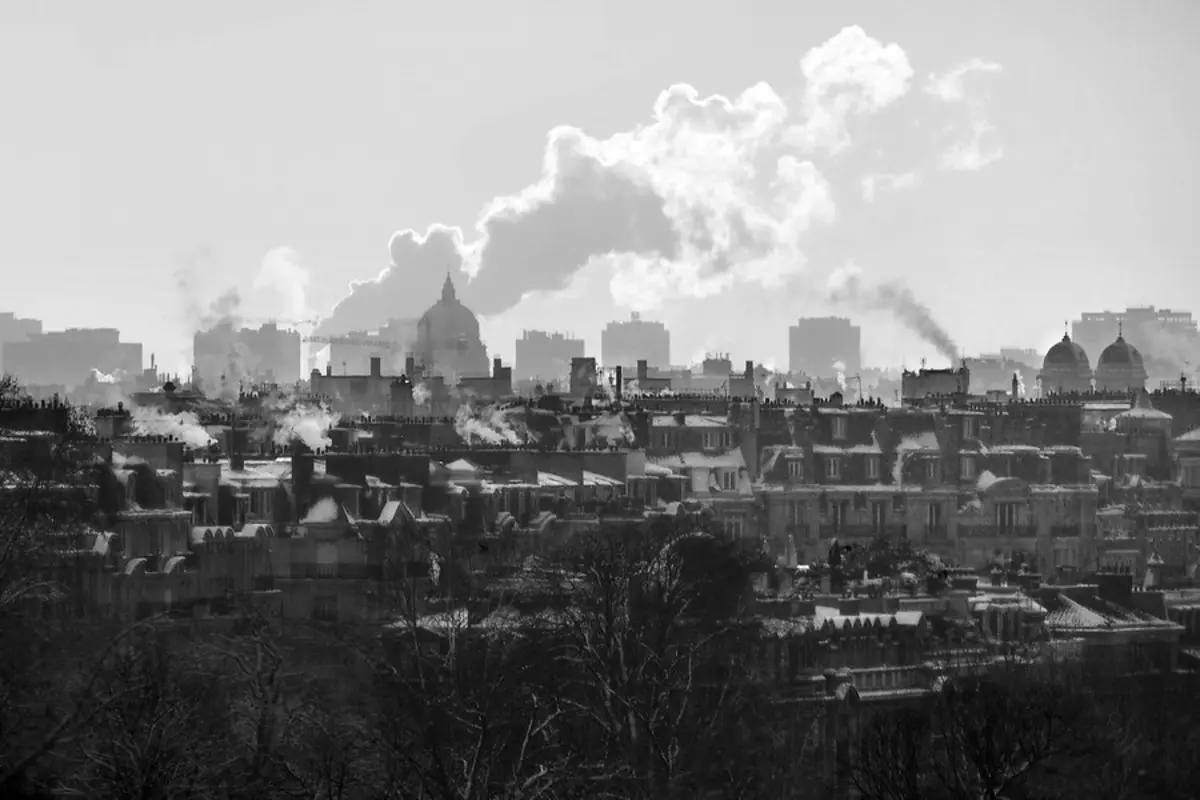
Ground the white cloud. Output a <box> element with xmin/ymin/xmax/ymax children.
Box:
<box><xmin>862</xmin><ymin>171</ymin><xmax>920</xmax><ymax>201</ymax></box>
<box><xmin>926</xmin><ymin>59</ymin><xmax>1004</xmax><ymax>172</ymax></box>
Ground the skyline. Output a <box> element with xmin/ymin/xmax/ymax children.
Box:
<box><xmin>2</xmin><ymin>1</ymin><xmax>1198</xmax><ymax>374</ymax></box>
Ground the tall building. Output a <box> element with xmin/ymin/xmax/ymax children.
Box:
<box><xmin>601</xmin><ymin>313</ymin><xmax>670</xmax><ymax>369</ymax></box>
<box><xmin>193</xmin><ymin>322</ymin><xmax>302</xmax><ymax>390</ymax></box>
<box><xmin>325</xmin><ymin>318</ymin><xmax>417</xmax><ymax>377</ymax></box>
<box><xmin>0</xmin><ymin>312</ymin><xmax>42</xmax><ymax>375</ymax></box>
<box><xmin>788</xmin><ymin>317</ymin><xmax>862</xmax><ymax>378</ymax></box>
<box><xmin>514</xmin><ymin>330</ymin><xmax>584</xmax><ymax>383</ymax></box>
<box><xmin>3</xmin><ymin>328</ymin><xmax>142</xmax><ymax>388</ymax></box>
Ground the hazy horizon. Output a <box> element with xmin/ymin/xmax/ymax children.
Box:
<box><xmin>3</xmin><ymin>1</ymin><xmax>1198</xmax><ymax>376</ymax></box>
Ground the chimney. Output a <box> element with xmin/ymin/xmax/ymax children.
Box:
<box><xmin>637</xmin><ymin>359</ymin><xmax>648</xmax><ymax>382</ymax></box>
<box><xmin>325</xmin><ymin>363</ymin><xmax>333</xmax><ymax>377</ymax></box>
<box><xmin>390</xmin><ymin>378</ymin><xmax>414</xmax><ymax>416</ymax></box>
<box><xmin>615</xmin><ymin>365</ymin><xmax>623</xmax><ymax>400</ymax></box>
<box><xmin>1097</xmin><ymin>571</ymin><xmax>1133</xmax><ymax>608</ymax></box>
<box><xmin>405</xmin><ymin>355</ymin><xmax>416</xmax><ymax>377</ymax></box>
<box><xmin>745</xmin><ymin>360</ymin><xmax>754</xmax><ymax>382</ymax></box>
<box><xmin>493</xmin><ymin>357</ymin><xmax>502</xmax><ymax>378</ymax></box>
<box><xmin>1012</xmin><ymin>372</ymin><xmax>1019</xmax><ymax>399</ymax></box>
<box><xmin>291</xmin><ymin>445</ymin><xmax>315</xmax><ymax>521</ymax></box>
<box><xmin>369</xmin><ymin>356</ymin><xmax>382</xmax><ymax>377</ymax></box>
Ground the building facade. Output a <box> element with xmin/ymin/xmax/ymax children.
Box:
<box><xmin>3</xmin><ymin>327</ymin><xmax>142</xmax><ymax>389</ymax></box>
<box><xmin>601</xmin><ymin>312</ymin><xmax>671</xmax><ymax>370</ymax></box>
<box><xmin>514</xmin><ymin>330</ymin><xmax>585</xmax><ymax>384</ymax></box>
<box><xmin>788</xmin><ymin>317</ymin><xmax>862</xmax><ymax>379</ymax></box>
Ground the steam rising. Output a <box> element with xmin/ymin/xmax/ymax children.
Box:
<box><xmin>828</xmin><ymin>263</ymin><xmax>959</xmax><ymax>363</ymax></box>
<box><xmin>177</xmin><ymin>246</ymin><xmax>314</xmax><ymax>393</ymax></box>
<box><xmin>91</xmin><ymin>368</ymin><xmax>119</xmax><ymax>384</ymax></box>
<box><xmin>273</xmin><ymin>404</ymin><xmax>340</xmax><ymax>451</ymax></box>
<box><xmin>412</xmin><ymin>382</ymin><xmax>431</xmax><ymax>407</ymax></box>
<box><xmin>1014</xmin><ymin>370</ymin><xmax>1026</xmax><ymax>398</ymax></box>
<box><xmin>316</xmin><ymin>27</ymin><xmax>1001</xmax><ymax>351</ymax></box>
<box><xmin>453</xmin><ymin>401</ymin><xmax>531</xmax><ymax>446</ymax></box>
<box><xmin>833</xmin><ymin>360</ymin><xmax>848</xmax><ymax>392</ymax></box>
<box><xmin>131</xmin><ymin>407</ymin><xmax>216</xmax><ymax>450</ymax></box>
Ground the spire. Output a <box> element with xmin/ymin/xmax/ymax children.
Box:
<box><xmin>1117</xmin><ymin>319</ymin><xmax>1123</xmax><ymax>341</ymax></box>
<box><xmin>1062</xmin><ymin>321</ymin><xmax>1070</xmax><ymax>342</ymax></box>
<box><xmin>441</xmin><ymin>272</ymin><xmax>456</xmax><ymax>302</ymax></box>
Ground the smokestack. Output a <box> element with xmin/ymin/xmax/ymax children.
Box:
<box><xmin>637</xmin><ymin>359</ymin><xmax>648</xmax><ymax>382</ymax></box>
<box><xmin>493</xmin><ymin>357</ymin><xmax>502</xmax><ymax>378</ymax></box>
<box><xmin>405</xmin><ymin>355</ymin><xmax>415</xmax><ymax>377</ymax></box>
<box><xmin>1012</xmin><ymin>372</ymin><xmax>1019</xmax><ymax>400</ymax></box>
<box><xmin>744</xmin><ymin>360</ymin><xmax>754</xmax><ymax>381</ymax></box>
<box><xmin>325</xmin><ymin>363</ymin><xmax>333</xmax><ymax>377</ymax></box>
<box><xmin>615</xmin><ymin>365</ymin><xmax>623</xmax><ymax>400</ymax></box>
<box><xmin>370</xmin><ymin>356</ymin><xmax>382</xmax><ymax>377</ymax></box>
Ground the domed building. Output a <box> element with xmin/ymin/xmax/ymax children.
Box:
<box><xmin>414</xmin><ymin>275</ymin><xmax>490</xmax><ymax>382</ymax></box>
<box><xmin>1094</xmin><ymin>325</ymin><xmax>1148</xmax><ymax>392</ymax></box>
<box><xmin>1038</xmin><ymin>332</ymin><xmax>1092</xmax><ymax>394</ymax></box>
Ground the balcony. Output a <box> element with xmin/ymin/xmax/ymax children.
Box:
<box><xmin>959</xmin><ymin>525</ymin><xmax>1037</xmax><ymax>539</ymax></box>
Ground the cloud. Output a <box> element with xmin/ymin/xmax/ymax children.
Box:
<box><xmin>861</xmin><ymin>171</ymin><xmax>920</xmax><ymax>201</ymax></box>
<box><xmin>316</xmin><ymin>27</ymin><xmax>1002</xmax><ymax>368</ymax></box>
<box><xmin>926</xmin><ymin>59</ymin><xmax>1004</xmax><ymax>171</ymax></box>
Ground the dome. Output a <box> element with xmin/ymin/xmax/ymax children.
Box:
<box><xmin>418</xmin><ymin>275</ymin><xmax>482</xmax><ymax>340</ymax></box>
<box><xmin>1043</xmin><ymin>333</ymin><xmax>1090</xmax><ymax>371</ymax></box>
<box><xmin>1098</xmin><ymin>335</ymin><xmax>1144</xmax><ymax>369</ymax></box>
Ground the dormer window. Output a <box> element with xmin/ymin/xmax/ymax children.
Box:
<box><xmin>832</xmin><ymin>417</ymin><xmax>848</xmax><ymax>440</ymax></box>
<box><xmin>865</xmin><ymin>456</ymin><xmax>880</xmax><ymax>481</ymax></box>
<box><xmin>721</xmin><ymin>470</ymin><xmax>737</xmax><ymax>491</ymax></box>
<box><xmin>827</xmin><ymin>456</ymin><xmax>842</xmax><ymax>481</ymax></box>
<box><xmin>788</xmin><ymin>459</ymin><xmax>804</xmax><ymax>481</ymax></box>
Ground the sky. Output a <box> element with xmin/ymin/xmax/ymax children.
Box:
<box><xmin>2</xmin><ymin>0</ymin><xmax>1198</xmax><ymax>376</ymax></box>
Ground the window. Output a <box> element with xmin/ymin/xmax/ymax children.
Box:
<box><xmin>927</xmin><ymin>502</ymin><xmax>943</xmax><ymax>533</ymax></box>
<box><xmin>872</xmin><ymin>501</ymin><xmax>887</xmax><ymax>533</ymax></box>
<box><xmin>313</xmin><ymin>594</ymin><xmax>338</xmax><ymax>622</ymax></box>
<box><xmin>827</xmin><ymin>457</ymin><xmax>842</xmax><ymax>481</ymax></box>
<box><xmin>788</xmin><ymin>459</ymin><xmax>804</xmax><ymax>481</ymax></box>
<box><xmin>790</xmin><ymin>500</ymin><xmax>806</xmax><ymax>526</ymax></box>
<box><xmin>724</xmin><ymin>515</ymin><xmax>745</xmax><ymax>538</ymax></box>
<box><xmin>832</xmin><ymin>417</ymin><xmax>848</xmax><ymax>440</ymax></box>
<box><xmin>865</xmin><ymin>456</ymin><xmax>880</xmax><ymax>481</ymax></box>
<box><xmin>996</xmin><ymin>502</ymin><xmax>1020</xmax><ymax>533</ymax></box>
<box><xmin>831</xmin><ymin>501</ymin><xmax>847</xmax><ymax>531</ymax></box>
<box><xmin>961</xmin><ymin>417</ymin><xmax>977</xmax><ymax>438</ymax></box>
<box><xmin>703</xmin><ymin>430</ymin><xmax>731</xmax><ymax>449</ymax></box>
<box><xmin>960</xmin><ymin>455</ymin><xmax>976</xmax><ymax>481</ymax></box>
<box><xmin>925</xmin><ymin>459</ymin><xmax>938</xmax><ymax>480</ymax></box>
<box><xmin>721</xmin><ymin>470</ymin><xmax>737</xmax><ymax>491</ymax></box>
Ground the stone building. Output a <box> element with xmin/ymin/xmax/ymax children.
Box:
<box><xmin>414</xmin><ymin>275</ymin><xmax>490</xmax><ymax>383</ymax></box>
<box><xmin>1038</xmin><ymin>332</ymin><xmax>1093</xmax><ymax>394</ymax></box>
<box><xmin>1094</xmin><ymin>326</ymin><xmax>1149</xmax><ymax>392</ymax></box>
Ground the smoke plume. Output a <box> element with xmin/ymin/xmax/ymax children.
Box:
<box><xmin>177</xmin><ymin>246</ymin><xmax>315</xmax><ymax>393</ymax></box>
<box><xmin>317</xmin><ymin>27</ymin><xmax>999</xmax><ymax>340</ymax></box>
<box><xmin>828</xmin><ymin>263</ymin><xmax>959</xmax><ymax>363</ymax></box>
<box><xmin>273</xmin><ymin>404</ymin><xmax>340</xmax><ymax>451</ymax></box>
<box><xmin>131</xmin><ymin>407</ymin><xmax>216</xmax><ymax>450</ymax></box>
<box><xmin>412</xmin><ymin>382</ymin><xmax>431</xmax><ymax>407</ymax></box>
<box><xmin>453</xmin><ymin>401</ymin><xmax>531</xmax><ymax>446</ymax></box>
<box><xmin>833</xmin><ymin>360</ymin><xmax>848</xmax><ymax>392</ymax></box>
